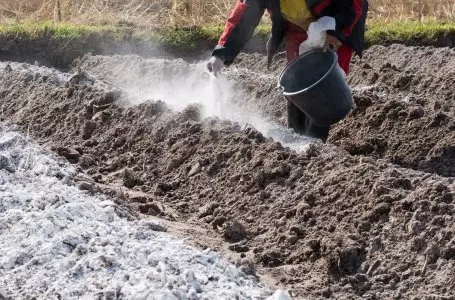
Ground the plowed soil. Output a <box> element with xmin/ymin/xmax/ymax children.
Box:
<box><xmin>1</xmin><ymin>44</ymin><xmax>455</xmax><ymax>299</ymax></box>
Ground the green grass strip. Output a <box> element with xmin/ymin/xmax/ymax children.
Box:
<box><xmin>0</xmin><ymin>21</ymin><xmax>453</xmax><ymax>49</ymax></box>
<box><xmin>365</xmin><ymin>21</ymin><xmax>455</xmax><ymax>45</ymax></box>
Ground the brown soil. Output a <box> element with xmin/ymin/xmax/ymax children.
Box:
<box><xmin>331</xmin><ymin>45</ymin><xmax>455</xmax><ymax>177</ymax></box>
<box><xmin>1</xmin><ymin>44</ymin><xmax>455</xmax><ymax>299</ymax></box>
<box><xmin>233</xmin><ymin>45</ymin><xmax>455</xmax><ymax>178</ymax></box>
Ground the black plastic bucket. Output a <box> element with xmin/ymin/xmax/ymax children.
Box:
<box><xmin>278</xmin><ymin>49</ymin><xmax>354</xmax><ymax>127</ymax></box>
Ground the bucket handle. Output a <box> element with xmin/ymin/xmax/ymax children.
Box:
<box><xmin>275</xmin><ymin>84</ymin><xmax>284</xmax><ymax>94</ymax></box>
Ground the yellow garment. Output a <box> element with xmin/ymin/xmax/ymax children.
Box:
<box><xmin>280</xmin><ymin>0</ymin><xmax>315</xmax><ymax>30</ymax></box>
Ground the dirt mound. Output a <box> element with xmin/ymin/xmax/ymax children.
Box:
<box><xmin>2</xmin><ymin>51</ymin><xmax>455</xmax><ymax>299</ymax></box>
<box><xmin>329</xmin><ymin>45</ymin><xmax>455</xmax><ymax>177</ymax></box>
<box><xmin>79</xmin><ymin>45</ymin><xmax>455</xmax><ymax>178</ymax></box>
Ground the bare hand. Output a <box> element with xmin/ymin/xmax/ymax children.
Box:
<box><xmin>323</xmin><ymin>34</ymin><xmax>342</xmax><ymax>52</ymax></box>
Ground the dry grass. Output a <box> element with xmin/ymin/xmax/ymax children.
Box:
<box><xmin>0</xmin><ymin>0</ymin><xmax>453</xmax><ymax>27</ymax></box>
<box><xmin>369</xmin><ymin>0</ymin><xmax>455</xmax><ymax>22</ymax></box>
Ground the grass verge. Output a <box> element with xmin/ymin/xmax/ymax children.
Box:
<box><xmin>1</xmin><ymin>21</ymin><xmax>454</xmax><ymax>49</ymax></box>
<box><xmin>366</xmin><ymin>21</ymin><xmax>455</xmax><ymax>46</ymax></box>
<box><xmin>0</xmin><ymin>21</ymin><xmax>453</xmax><ymax>66</ymax></box>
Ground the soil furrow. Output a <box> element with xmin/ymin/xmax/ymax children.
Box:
<box><xmin>1</xmin><ymin>44</ymin><xmax>455</xmax><ymax>299</ymax></box>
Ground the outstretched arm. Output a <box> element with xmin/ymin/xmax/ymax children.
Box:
<box><xmin>212</xmin><ymin>0</ymin><xmax>266</xmax><ymax>66</ymax></box>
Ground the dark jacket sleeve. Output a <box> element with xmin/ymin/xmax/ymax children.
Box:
<box><xmin>212</xmin><ymin>0</ymin><xmax>266</xmax><ymax>65</ymax></box>
<box><xmin>326</xmin><ymin>0</ymin><xmax>366</xmax><ymax>42</ymax></box>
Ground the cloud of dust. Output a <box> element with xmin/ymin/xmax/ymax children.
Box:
<box><xmin>119</xmin><ymin>61</ymin><xmax>314</xmax><ymax>152</ymax></box>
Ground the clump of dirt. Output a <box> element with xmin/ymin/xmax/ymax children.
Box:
<box><xmin>1</xmin><ymin>44</ymin><xmax>455</xmax><ymax>299</ymax></box>
<box><xmin>223</xmin><ymin>219</ymin><xmax>248</xmax><ymax>243</ymax></box>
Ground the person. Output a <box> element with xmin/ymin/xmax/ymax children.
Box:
<box><xmin>207</xmin><ymin>0</ymin><xmax>368</xmax><ymax>142</ymax></box>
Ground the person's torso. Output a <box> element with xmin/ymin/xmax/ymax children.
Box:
<box><xmin>280</xmin><ymin>0</ymin><xmax>315</xmax><ymax>30</ymax></box>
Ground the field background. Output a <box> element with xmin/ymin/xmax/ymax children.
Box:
<box><xmin>0</xmin><ymin>0</ymin><xmax>454</xmax><ymax>26</ymax></box>
<box><xmin>0</xmin><ymin>0</ymin><xmax>453</xmax><ymax>63</ymax></box>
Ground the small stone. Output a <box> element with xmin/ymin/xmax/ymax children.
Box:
<box><xmin>198</xmin><ymin>202</ymin><xmax>219</xmax><ymax>218</ymax></box>
<box><xmin>188</xmin><ymin>162</ymin><xmax>201</xmax><ymax>176</ymax></box>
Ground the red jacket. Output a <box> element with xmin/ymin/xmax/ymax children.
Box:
<box><xmin>212</xmin><ymin>0</ymin><xmax>368</xmax><ymax>66</ymax></box>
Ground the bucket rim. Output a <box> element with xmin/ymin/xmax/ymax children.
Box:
<box><xmin>278</xmin><ymin>49</ymin><xmax>338</xmax><ymax>96</ymax></box>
